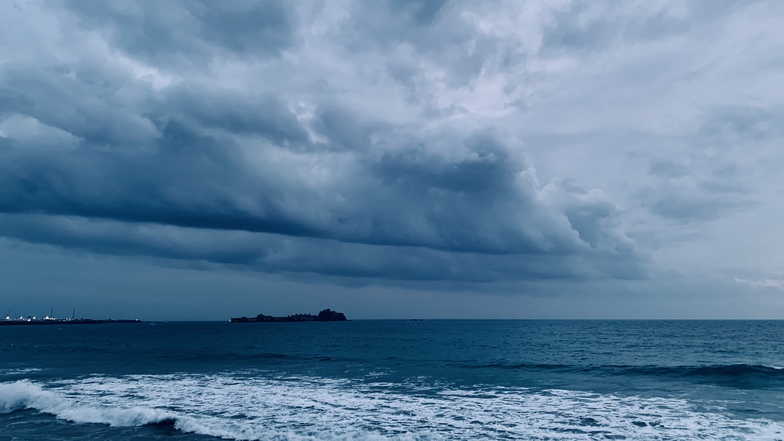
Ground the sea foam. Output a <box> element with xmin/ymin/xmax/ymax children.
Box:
<box><xmin>2</xmin><ymin>374</ymin><xmax>783</xmax><ymax>440</ymax></box>
<box><xmin>0</xmin><ymin>380</ymin><xmax>173</xmax><ymax>426</ymax></box>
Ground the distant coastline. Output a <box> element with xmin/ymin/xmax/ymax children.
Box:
<box><xmin>0</xmin><ymin>318</ymin><xmax>142</xmax><ymax>326</ymax></box>
<box><xmin>230</xmin><ymin>308</ymin><xmax>347</xmax><ymax>323</ymax></box>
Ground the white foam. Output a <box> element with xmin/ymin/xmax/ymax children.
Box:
<box><xmin>0</xmin><ymin>368</ymin><xmax>43</xmax><ymax>375</ymax></box>
<box><xmin>0</xmin><ymin>380</ymin><xmax>172</xmax><ymax>426</ymax></box>
<box><xmin>2</xmin><ymin>374</ymin><xmax>783</xmax><ymax>440</ymax></box>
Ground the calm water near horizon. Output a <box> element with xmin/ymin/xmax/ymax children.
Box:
<box><xmin>1</xmin><ymin>320</ymin><xmax>783</xmax><ymax>440</ymax></box>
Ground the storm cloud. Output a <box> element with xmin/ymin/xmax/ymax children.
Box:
<box><xmin>1</xmin><ymin>0</ymin><xmax>783</xmax><ymax>318</ymax></box>
<box><xmin>0</xmin><ymin>0</ymin><xmax>648</xmax><ymax>285</ymax></box>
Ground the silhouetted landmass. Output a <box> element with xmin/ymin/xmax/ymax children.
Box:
<box><xmin>0</xmin><ymin>318</ymin><xmax>142</xmax><ymax>326</ymax></box>
<box><xmin>230</xmin><ymin>308</ymin><xmax>347</xmax><ymax>323</ymax></box>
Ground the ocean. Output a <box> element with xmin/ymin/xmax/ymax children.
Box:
<box><xmin>1</xmin><ymin>320</ymin><xmax>783</xmax><ymax>440</ymax></box>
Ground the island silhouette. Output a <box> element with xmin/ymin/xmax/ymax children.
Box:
<box><xmin>230</xmin><ymin>308</ymin><xmax>347</xmax><ymax>323</ymax></box>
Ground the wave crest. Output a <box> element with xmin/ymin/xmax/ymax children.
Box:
<box><xmin>0</xmin><ymin>380</ymin><xmax>173</xmax><ymax>427</ymax></box>
<box><xmin>460</xmin><ymin>362</ymin><xmax>784</xmax><ymax>380</ymax></box>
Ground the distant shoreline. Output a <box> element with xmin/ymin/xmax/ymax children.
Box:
<box><xmin>0</xmin><ymin>319</ymin><xmax>142</xmax><ymax>326</ymax></box>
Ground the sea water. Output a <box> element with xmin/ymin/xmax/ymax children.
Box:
<box><xmin>1</xmin><ymin>320</ymin><xmax>783</xmax><ymax>440</ymax></box>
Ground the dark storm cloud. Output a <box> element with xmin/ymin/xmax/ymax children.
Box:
<box><xmin>0</xmin><ymin>120</ymin><xmax>320</xmax><ymax>238</ymax></box>
<box><xmin>163</xmin><ymin>88</ymin><xmax>311</xmax><ymax>145</ymax></box>
<box><xmin>0</xmin><ymin>119</ymin><xmax>639</xmax><ymax>259</ymax></box>
<box><xmin>0</xmin><ymin>68</ymin><xmax>159</xmax><ymax>148</ymax></box>
<box><xmin>0</xmin><ymin>213</ymin><xmax>642</xmax><ymax>284</ymax></box>
<box><xmin>0</xmin><ymin>0</ymin><xmax>648</xmax><ymax>285</ymax></box>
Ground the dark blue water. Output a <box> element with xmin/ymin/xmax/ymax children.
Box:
<box><xmin>2</xmin><ymin>320</ymin><xmax>783</xmax><ymax>440</ymax></box>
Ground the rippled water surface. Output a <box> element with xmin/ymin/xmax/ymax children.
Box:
<box><xmin>2</xmin><ymin>320</ymin><xmax>783</xmax><ymax>440</ymax></box>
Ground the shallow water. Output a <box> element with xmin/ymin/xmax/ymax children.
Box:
<box><xmin>2</xmin><ymin>320</ymin><xmax>783</xmax><ymax>440</ymax></box>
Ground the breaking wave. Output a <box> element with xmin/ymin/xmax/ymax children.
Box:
<box><xmin>0</xmin><ymin>380</ymin><xmax>174</xmax><ymax>426</ymax></box>
<box><xmin>2</xmin><ymin>374</ymin><xmax>783</xmax><ymax>440</ymax></box>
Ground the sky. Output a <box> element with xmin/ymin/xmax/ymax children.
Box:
<box><xmin>1</xmin><ymin>0</ymin><xmax>783</xmax><ymax>320</ymax></box>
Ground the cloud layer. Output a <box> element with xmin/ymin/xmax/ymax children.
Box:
<box><xmin>0</xmin><ymin>0</ymin><xmax>656</xmax><ymax>285</ymax></box>
<box><xmin>2</xmin><ymin>0</ymin><xmax>783</xmax><ymax>299</ymax></box>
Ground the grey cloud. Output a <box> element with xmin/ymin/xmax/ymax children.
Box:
<box><xmin>552</xmin><ymin>181</ymin><xmax>633</xmax><ymax>254</ymax></box>
<box><xmin>640</xmin><ymin>171</ymin><xmax>752</xmax><ymax>222</ymax></box>
<box><xmin>0</xmin><ymin>65</ymin><xmax>160</xmax><ymax>148</ymax></box>
<box><xmin>638</xmin><ymin>105</ymin><xmax>783</xmax><ymax>223</ymax></box>
<box><xmin>374</xmin><ymin>130</ymin><xmax>521</xmax><ymax>194</ymax></box>
<box><xmin>162</xmin><ymin>88</ymin><xmax>311</xmax><ymax>146</ymax></box>
<box><xmin>648</xmin><ymin>159</ymin><xmax>689</xmax><ymax>179</ymax></box>
<box><xmin>0</xmin><ymin>116</ymin><xmax>638</xmax><ymax>259</ymax></box>
<box><xmin>64</xmin><ymin>0</ymin><xmax>297</xmax><ymax>64</ymax></box>
<box><xmin>0</xmin><ymin>121</ymin><xmax>320</xmax><ymax>238</ymax></box>
<box><xmin>311</xmin><ymin>103</ymin><xmax>382</xmax><ymax>152</ymax></box>
<box><xmin>698</xmin><ymin>106</ymin><xmax>784</xmax><ymax>142</ymax></box>
<box><xmin>4</xmin><ymin>0</ymin><xmax>784</xmax><ymax>319</ymax></box>
<box><xmin>0</xmin><ymin>213</ymin><xmax>642</xmax><ymax>284</ymax></box>
<box><xmin>0</xmin><ymin>0</ymin><xmax>650</xmax><ymax>288</ymax></box>
<box><xmin>387</xmin><ymin>0</ymin><xmax>449</xmax><ymax>26</ymax></box>
<box><xmin>0</xmin><ymin>107</ymin><xmax>645</xmax><ymax>282</ymax></box>
<box><xmin>344</xmin><ymin>1</ymin><xmax>490</xmax><ymax>88</ymax></box>
<box><xmin>644</xmin><ymin>191</ymin><xmax>752</xmax><ymax>222</ymax></box>
<box><xmin>541</xmin><ymin>4</ymin><xmax>691</xmax><ymax>55</ymax></box>
<box><xmin>539</xmin><ymin>1</ymin><xmax>754</xmax><ymax>58</ymax></box>
<box><xmin>190</xmin><ymin>1</ymin><xmax>295</xmax><ymax>53</ymax></box>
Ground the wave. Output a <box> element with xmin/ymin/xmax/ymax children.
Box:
<box><xmin>170</xmin><ymin>351</ymin><xmax>363</xmax><ymax>365</ymax></box>
<box><xmin>623</xmin><ymin>364</ymin><xmax>784</xmax><ymax>379</ymax></box>
<box><xmin>460</xmin><ymin>362</ymin><xmax>784</xmax><ymax>380</ymax></box>
<box><xmin>460</xmin><ymin>362</ymin><xmax>571</xmax><ymax>370</ymax></box>
<box><xmin>0</xmin><ymin>380</ymin><xmax>408</xmax><ymax>440</ymax></box>
<box><xmin>3</xmin><ymin>374</ymin><xmax>784</xmax><ymax>440</ymax></box>
<box><xmin>0</xmin><ymin>380</ymin><xmax>175</xmax><ymax>426</ymax></box>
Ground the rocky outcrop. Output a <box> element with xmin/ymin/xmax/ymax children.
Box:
<box><xmin>230</xmin><ymin>309</ymin><xmax>347</xmax><ymax>323</ymax></box>
<box><xmin>315</xmin><ymin>309</ymin><xmax>347</xmax><ymax>322</ymax></box>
